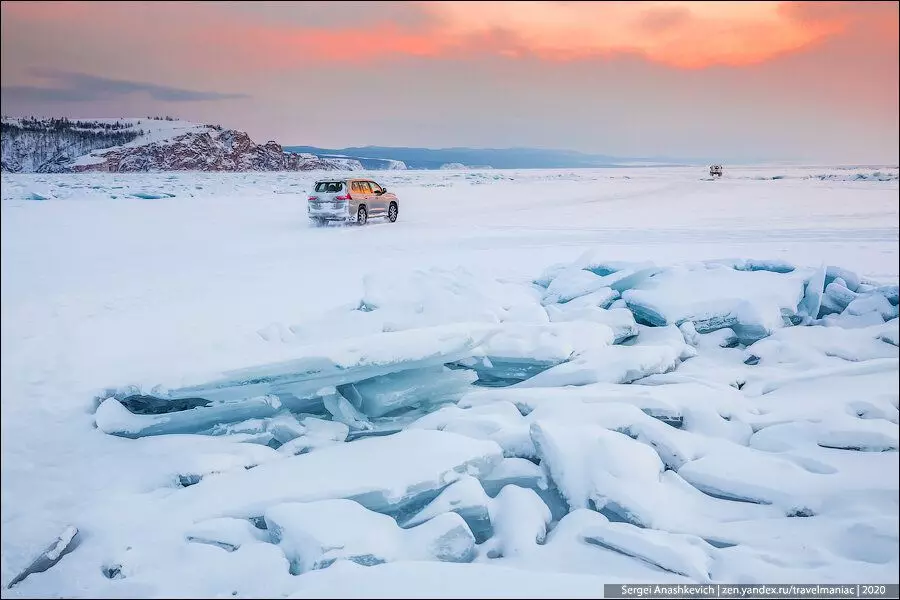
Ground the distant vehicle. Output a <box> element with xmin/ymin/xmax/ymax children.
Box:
<box><xmin>307</xmin><ymin>178</ymin><xmax>399</xmax><ymax>226</ymax></box>
<box><xmin>709</xmin><ymin>164</ymin><xmax>724</xmax><ymax>178</ymax></box>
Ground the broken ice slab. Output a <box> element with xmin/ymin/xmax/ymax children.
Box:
<box><xmin>742</xmin><ymin>323</ymin><xmax>899</xmax><ymax>368</ymax></box>
<box><xmin>824</xmin><ymin>266</ymin><xmax>861</xmax><ymax>292</ymax></box>
<box><xmin>276</xmin><ymin>417</ymin><xmax>349</xmax><ymax>456</ymax></box>
<box><xmin>463</xmin><ymin>357</ymin><xmax>562</xmax><ymax>387</ymax></box>
<box><xmin>874</xmin><ymin>285</ymin><xmax>899</xmax><ymax>306</ymax></box>
<box><xmin>459</xmin><ymin>383</ymin><xmax>684</xmax><ymax>428</ymax></box>
<box><xmin>118</xmin><ymin>323</ymin><xmax>494</xmax><ymax>412</ymax></box>
<box><xmin>750</xmin><ymin>419</ymin><xmax>899</xmax><ymax>454</ymax></box>
<box><xmin>483</xmin><ymin>485</ymin><xmax>552</xmax><ymax>559</ymax></box>
<box><xmin>409</xmin><ymin>401</ymin><xmax>534</xmax><ymax>458</ymax></box>
<box><xmin>479</xmin><ymin>457</ymin><xmax>547</xmax><ymax>497</ymax></box>
<box><xmin>542</xmin><ymin>268</ymin><xmax>612</xmax><ymax>305</ymax></box>
<box><xmin>185</xmin><ymin>517</ymin><xmax>269</xmax><ymax>552</ymax></box>
<box><xmin>96</xmin><ymin>395</ymin><xmax>295</xmax><ymax>439</ymax></box>
<box><xmin>819</xmin><ymin>281</ymin><xmax>859</xmax><ymax>316</ymax></box>
<box><xmin>6</xmin><ymin>526</ymin><xmax>79</xmax><ymax>589</ymax></box>
<box><xmin>168</xmin><ymin>429</ymin><xmax>504</xmax><ymax>524</ymax></box>
<box><xmin>622</xmin><ymin>263</ymin><xmax>808</xmax><ymax>344</ymax></box>
<box><xmin>339</xmin><ymin>366</ymin><xmax>478</xmax><ymax>419</ymax></box>
<box><xmin>723</xmin><ymin>258</ymin><xmax>796</xmax><ymax>274</ymax></box>
<box><xmin>265</xmin><ymin>499</ymin><xmax>476</xmax><ymax>574</ymax></box>
<box><xmin>559</xmin><ymin>288</ymin><xmax>621</xmax><ymax>310</ymax></box>
<box><xmin>798</xmin><ymin>266</ymin><xmax>826</xmax><ymax>320</ymax></box>
<box><xmin>530</xmin><ymin>420</ymin><xmax>782</xmax><ymax>534</ymax></box>
<box><xmin>821</xmin><ymin>311</ymin><xmax>887</xmax><ymax>329</ymax></box>
<box><xmin>512</xmin><ymin>344</ymin><xmax>681</xmax><ymax>388</ymax></box>
<box><xmin>623</xmin><ymin>324</ymin><xmax>697</xmax><ymax>361</ymax></box>
<box><xmin>403</xmin><ymin>475</ymin><xmax>494</xmax><ymax>543</ymax></box>
<box><xmin>578</xmin><ymin>514</ymin><xmax>715</xmax><ymax>582</ymax></box>
<box><xmin>605</xmin><ymin>266</ymin><xmax>664</xmax><ymax>294</ymax></box>
<box><xmin>463</xmin><ymin>321</ymin><xmax>617</xmax><ymax>386</ymax></box>
<box><xmin>323</xmin><ymin>388</ymin><xmax>374</xmax><ymax>431</ymax></box>
<box><xmin>845</xmin><ymin>294</ymin><xmax>895</xmax><ymax>320</ymax></box>
<box><xmin>118</xmin><ymin>394</ymin><xmax>211</xmax><ymax>415</ymax></box>
<box><xmin>545</xmin><ymin>305</ymin><xmax>638</xmax><ymax>344</ymax></box>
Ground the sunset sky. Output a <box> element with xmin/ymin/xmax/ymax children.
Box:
<box><xmin>1</xmin><ymin>1</ymin><xmax>897</xmax><ymax>164</ymax></box>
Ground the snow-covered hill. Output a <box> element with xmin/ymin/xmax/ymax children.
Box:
<box><xmin>1</xmin><ymin>117</ymin><xmax>362</xmax><ymax>173</ymax></box>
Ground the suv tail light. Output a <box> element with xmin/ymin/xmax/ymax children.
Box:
<box><xmin>336</xmin><ymin>194</ymin><xmax>351</xmax><ymax>201</ymax></box>
<box><xmin>307</xmin><ymin>195</ymin><xmax>318</xmax><ymax>201</ymax></box>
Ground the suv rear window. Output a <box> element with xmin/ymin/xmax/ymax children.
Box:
<box><xmin>315</xmin><ymin>182</ymin><xmax>344</xmax><ymax>193</ymax></box>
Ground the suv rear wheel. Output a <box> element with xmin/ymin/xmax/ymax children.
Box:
<box><xmin>388</xmin><ymin>202</ymin><xmax>398</xmax><ymax>223</ymax></box>
<box><xmin>356</xmin><ymin>206</ymin><xmax>368</xmax><ymax>226</ymax></box>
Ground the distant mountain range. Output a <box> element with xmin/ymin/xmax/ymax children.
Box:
<box><xmin>284</xmin><ymin>145</ymin><xmax>705</xmax><ymax>170</ymax></box>
<box><xmin>1</xmin><ymin>115</ymin><xmax>711</xmax><ymax>173</ymax></box>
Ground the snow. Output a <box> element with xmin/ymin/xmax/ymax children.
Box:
<box><xmin>2</xmin><ymin>166</ymin><xmax>898</xmax><ymax>596</ymax></box>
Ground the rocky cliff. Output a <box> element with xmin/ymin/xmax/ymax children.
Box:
<box><xmin>1</xmin><ymin>117</ymin><xmax>362</xmax><ymax>173</ymax></box>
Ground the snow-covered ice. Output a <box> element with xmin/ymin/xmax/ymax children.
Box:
<box><xmin>2</xmin><ymin>166</ymin><xmax>898</xmax><ymax>596</ymax></box>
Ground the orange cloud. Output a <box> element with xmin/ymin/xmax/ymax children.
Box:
<box><xmin>2</xmin><ymin>1</ymin><xmax>886</xmax><ymax>71</ymax></box>
<box><xmin>185</xmin><ymin>1</ymin><xmax>861</xmax><ymax>70</ymax></box>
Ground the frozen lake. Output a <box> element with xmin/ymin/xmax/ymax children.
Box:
<box><xmin>1</xmin><ymin>166</ymin><xmax>898</xmax><ymax>596</ymax></box>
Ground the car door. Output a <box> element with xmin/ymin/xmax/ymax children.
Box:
<box><xmin>357</xmin><ymin>181</ymin><xmax>379</xmax><ymax>215</ymax></box>
<box><xmin>367</xmin><ymin>181</ymin><xmax>387</xmax><ymax>215</ymax></box>
<box><xmin>349</xmin><ymin>180</ymin><xmax>367</xmax><ymax>214</ymax></box>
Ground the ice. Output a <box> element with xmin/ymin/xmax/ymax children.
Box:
<box><xmin>482</xmin><ymin>485</ymin><xmax>551</xmax><ymax>558</ymax></box>
<box><xmin>624</xmin><ymin>324</ymin><xmax>697</xmax><ymax>361</ymax></box>
<box><xmin>6</xmin><ymin>526</ymin><xmax>79</xmax><ymax>589</ymax></box>
<box><xmin>622</xmin><ymin>263</ymin><xmax>808</xmax><ymax>343</ymax></box>
<box><xmin>3</xmin><ymin>167</ymin><xmax>899</xmax><ymax>596</ymax></box>
<box><xmin>820</xmin><ymin>280</ymin><xmax>858</xmax><ymax>315</ymax></box>
<box><xmin>878</xmin><ymin>320</ymin><xmax>900</xmax><ymax>346</ymax></box>
<box><xmin>276</xmin><ymin>417</ymin><xmax>350</xmax><ymax>456</ymax></box>
<box><xmin>539</xmin><ymin>510</ymin><xmax>693</xmax><ymax>583</ymax></box>
<box><xmin>460</xmin><ymin>382</ymin><xmax>690</xmax><ymax>428</ymax></box>
<box><xmin>825</xmin><ymin>266</ymin><xmax>862</xmax><ymax>292</ymax></box>
<box><xmin>95</xmin><ymin>394</ymin><xmax>290</xmax><ymax>438</ymax></box>
<box><xmin>530</xmin><ymin>417</ymin><xmax>783</xmax><ymax>532</ymax></box>
<box><xmin>845</xmin><ymin>294</ymin><xmax>895</xmax><ymax>319</ymax></box>
<box><xmin>465</xmin><ymin>321</ymin><xmax>616</xmax><ymax>385</ymax></box>
<box><xmin>799</xmin><ymin>266</ymin><xmax>826</xmax><ymax>319</ymax></box>
<box><xmin>727</xmin><ymin>258</ymin><xmax>796</xmax><ymax>273</ymax></box>
<box><xmin>264</xmin><ymin>499</ymin><xmax>475</xmax><ymax>574</ymax></box>
<box><xmin>513</xmin><ymin>344</ymin><xmax>681</xmax><ymax>387</ymax></box>
<box><xmin>408</xmin><ymin>401</ymin><xmax>533</xmax><ymax>458</ymax></box>
<box><xmin>403</xmin><ymin>475</ymin><xmax>493</xmax><ymax>542</ymax></box>
<box><xmin>168</xmin><ymin>430</ymin><xmax>504</xmax><ymax>521</ymax></box>
<box><xmin>185</xmin><ymin>518</ymin><xmax>269</xmax><ymax>552</ymax></box>
<box><xmin>874</xmin><ymin>285</ymin><xmax>900</xmax><ymax>305</ymax></box>
<box><xmin>578</xmin><ymin>514</ymin><xmax>715</xmax><ymax>582</ymax></box>
<box><xmin>750</xmin><ymin>419</ymin><xmax>899</xmax><ymax>453</ymax></box>
<box><xmin>479</xmin><ymin>457</ymin><xmax>547</xmax><ymax>497</ymax></box>
<box><xmin>140</xmin><ymin>323</ymin><xmax>494</xmax><ymax>410</ymax></box>
<box><xmin>343</xmin><ymin>366</ymin><xmax>477</xmax><ymax>418</ymax></box>
<box><xmin>744</xmin><ymin>323</ymin><xmax>899</xmax><ymax>368</ymax></box>
<box><xmin>532</xmin><ymin>262</ymin><xmax>570</xmax><ymax>288</ymax></box>
<box><xmin>555</xmin><ymin>288</ymin><xmax>621</xmax><ymax>309</ymax></box>
<box><xmin>605</xmin><ymin>266</ymin><xmax>664</xmax><ymax>293</ymax></box>
<box><xmin>545</xmin><ymin>305</ymin><xmax>638</xmax><ymax>343</ymax></box>
<box><xmin>821</xmin><ymin>311</ymin><xmax>888</xmax><ymax>329</ymax></box>
<box><xmin>541</xmin><ymin>268</ymin><xmax>610</xmax><ymax>305</ymax></box>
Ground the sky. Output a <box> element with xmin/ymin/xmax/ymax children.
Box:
<box><xmin>1</xmin><ymin>1</ymin><xmax>897</xmax><ymax>164</ymax></box>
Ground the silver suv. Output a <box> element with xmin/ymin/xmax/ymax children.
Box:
<box><xmin>307</xmin><ymin>178</ymin><xmax>399</xmax><ymax>226</ymax></box>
